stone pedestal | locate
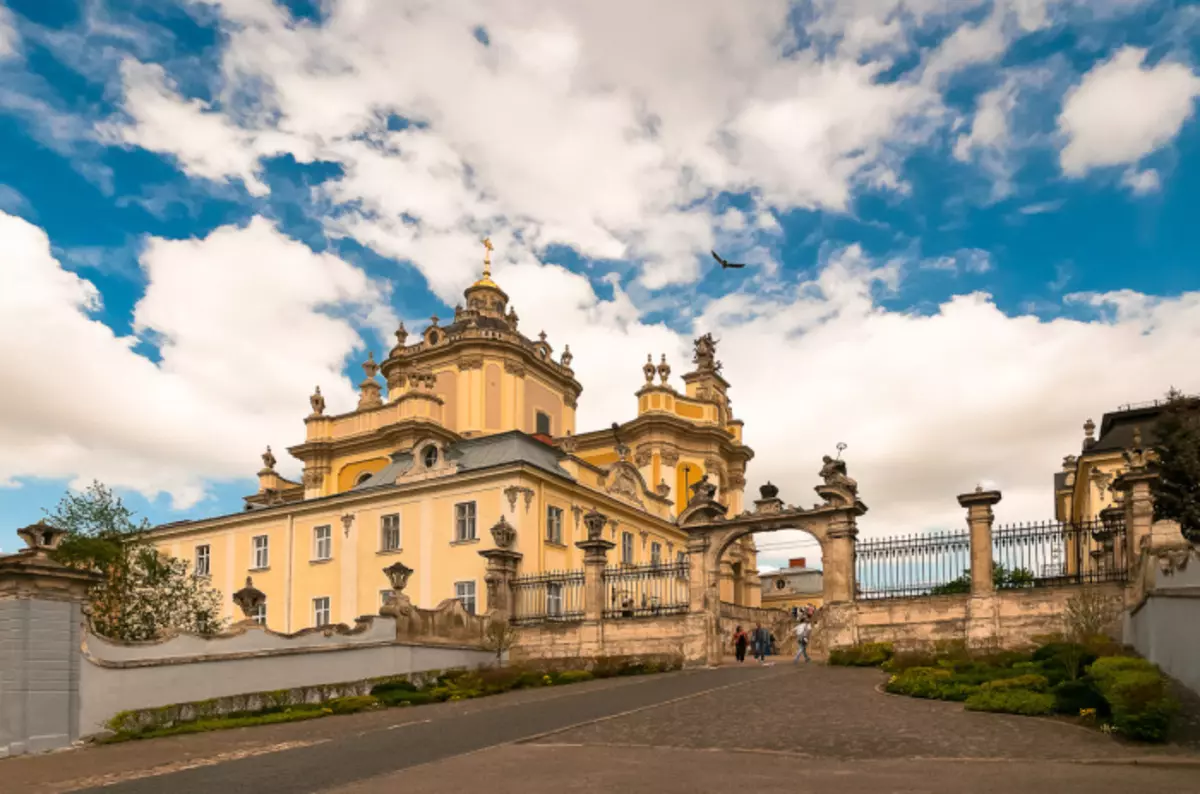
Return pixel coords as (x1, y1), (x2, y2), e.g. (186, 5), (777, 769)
(576, 508), (615, 622)
(0, 523), (102, 758)
(823, 511), (858, 603)
(958, 487), (1002, 596)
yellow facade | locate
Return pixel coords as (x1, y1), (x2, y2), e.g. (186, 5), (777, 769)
(151, 251), (759, 630)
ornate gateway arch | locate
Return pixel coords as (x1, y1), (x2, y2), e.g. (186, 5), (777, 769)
(680, 456), (867, 664)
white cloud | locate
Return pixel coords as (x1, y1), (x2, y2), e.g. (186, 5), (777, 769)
(1059, 47), (1200, 177)
(920, 248), (993, 275)
(0, 211), (393, 507)
(953, 79), (1018, 171)
(1121, 167), (1161, 195)
(0, 4), (19, 61)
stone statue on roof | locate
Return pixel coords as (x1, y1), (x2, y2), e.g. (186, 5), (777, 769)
(310, 386), (325, 417)
(692, 332), (720, 371)
(819, 455), (857, 496)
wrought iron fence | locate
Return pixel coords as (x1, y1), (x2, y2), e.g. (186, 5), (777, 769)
(603, 560), (690, 618)
(992, 516), (1128, 586)
(855, 530), (971, 599)
(511, 569), (586, 625)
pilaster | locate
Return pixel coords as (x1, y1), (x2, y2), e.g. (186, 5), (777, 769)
(958, 486), (1002, 596)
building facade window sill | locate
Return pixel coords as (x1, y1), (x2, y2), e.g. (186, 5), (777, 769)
(544, 540), (567, 549)
(249, 566), (271, 573)
(309, 558), (333, 565)
(450, 538), (480, 546)
(377, 548), (404, 556)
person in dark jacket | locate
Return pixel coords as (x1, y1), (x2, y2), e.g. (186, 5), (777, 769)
(751, 623), (771, 664)
(732, 625), (748, 663)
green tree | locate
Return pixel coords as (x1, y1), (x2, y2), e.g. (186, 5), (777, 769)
(47, 481), (227, 641)
(1151, 388), (1200, 543)
(930, 563), (1035, 595)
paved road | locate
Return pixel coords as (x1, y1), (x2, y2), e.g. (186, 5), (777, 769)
(69, 665), (782, 794)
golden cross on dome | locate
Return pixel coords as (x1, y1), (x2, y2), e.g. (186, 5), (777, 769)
(481, 237), (494, 278)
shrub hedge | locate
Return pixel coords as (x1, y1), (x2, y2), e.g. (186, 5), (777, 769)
(1089, 657), (1179, 742)
(965, 689), (1056, 716)
(829, 642), (894, 667)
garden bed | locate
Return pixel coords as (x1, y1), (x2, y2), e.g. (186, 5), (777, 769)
(103, 655), (681, 742)
(831, 640), (1180, 743)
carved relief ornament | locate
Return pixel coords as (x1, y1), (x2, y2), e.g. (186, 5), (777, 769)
(504, 360), (526, 378)
(659, 446), (680, 466)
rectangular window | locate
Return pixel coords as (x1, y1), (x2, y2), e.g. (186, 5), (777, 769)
(547, 582), (563, 616)
(455, 502), (477, 542)
(621, 531), (634, 565)
(381, 514), (401, 551)
(252, 602), (267, 626)
(252, 535), (269, 570)
(546, 506), (563, 544)
(313, 597), (331, 627)
(380, 589), (395, 606)
(313, 525), (332, 560)
(455, 581), (476, 615)
(651, 541), (662, 566)
(677, 551), (687, 566)
(194, 544), (210, 577)
(535, 411), (552, 435)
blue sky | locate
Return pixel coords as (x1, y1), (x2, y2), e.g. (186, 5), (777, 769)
(2, 1), (1199, 568)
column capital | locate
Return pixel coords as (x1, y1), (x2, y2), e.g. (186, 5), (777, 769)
(957, 487), (1002, 510)
(575, 537), (616, 564)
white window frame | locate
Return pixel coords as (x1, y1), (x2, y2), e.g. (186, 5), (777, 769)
(651, 541), (662, 566)
(547, 582), (563, 616)
(455, 502), (477, 542)
(194, 544), (210, 577)
(381, 513), (401, 551)
(455, 581), (476, 615)
(252, 535), (269, 570)
(313, 525), (332, 561)
(313, 596), (331, 627)
(546, 506), (563, 545)
(251, 601), (267, 626)
(621, 531), (634, 565)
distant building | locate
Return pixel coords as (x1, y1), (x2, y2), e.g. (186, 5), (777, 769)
(760, 557), (823, 616)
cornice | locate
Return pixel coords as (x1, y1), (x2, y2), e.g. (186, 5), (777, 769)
(287, 418), (462, 461)
(380, 335), (582, 398)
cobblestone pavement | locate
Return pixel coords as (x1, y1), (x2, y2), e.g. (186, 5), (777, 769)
(329, 743), (1200, 794)
(537, 662), (1196, 760)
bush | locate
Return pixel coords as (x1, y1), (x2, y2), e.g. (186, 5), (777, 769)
(1032, 642), (1097, 682)
(1090, 657), (1179, 742)
(475, 667), (524, 694)
(376, 689), (436, 707)
(881, 651), (939, 673)
(885, 667), (979, 701)
(981, 674), (1050, 693)
(554, 670), (595, 685)
(327, 695), (378, 715)
(1052, 679), (1107, 716)
(369, 679), (417, 697)
(829, 642), (894, 667)
(965, 689), (1056, 716)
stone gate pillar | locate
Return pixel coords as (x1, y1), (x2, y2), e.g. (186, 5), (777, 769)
(478, 515), (522, 619)
(958, 486), (1001, 595)
(822, 509), (859, 603)
(1114, 429), (1159, 598)
(576, 508), (615, 621)
(0, 523), (102, 758)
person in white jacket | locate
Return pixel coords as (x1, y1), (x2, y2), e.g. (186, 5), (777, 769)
(793, 619), (812, 664)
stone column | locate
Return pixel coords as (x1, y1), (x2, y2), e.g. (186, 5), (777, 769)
(576, 508), (615, 622)
(958, 487), (1002, 595)
(0, 523), (102, 758)
(478, 515), (523, 620)
(822, 510), (859, 603)
(1114, 445), (1159, 601)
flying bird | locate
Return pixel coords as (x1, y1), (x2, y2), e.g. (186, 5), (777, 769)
(711, 251), (746, 269)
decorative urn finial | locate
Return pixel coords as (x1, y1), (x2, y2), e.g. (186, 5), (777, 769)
(1084, 418), (1096, 441)
(657, 353), (671, 384)
(561, 344), (573, 367)
(583, 507), (608, 540)
(261, 446), (277, 471)
(759, 481), (779, 500)
(362, 351), (379, 379)
(490, 515), (517, 549)
(643, 354), (656, 383)
(309, 386), (325, 417)
(232, 576), (267, 620)
(383, 561), (414, 593)
(394, 321), (408, 346)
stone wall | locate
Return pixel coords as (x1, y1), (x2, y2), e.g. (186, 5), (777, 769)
(815, 583), (1126, 657)
(79, 614), (496, 737)
(718, 601), (796, 654)
(1125, 548), (1200, 696)
(509, 615), (702, 665)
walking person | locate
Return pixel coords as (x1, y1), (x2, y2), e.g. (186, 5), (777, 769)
(751, 622), (772, 665)
(732, 625), (748, 663)
(794, 618), (811, 664)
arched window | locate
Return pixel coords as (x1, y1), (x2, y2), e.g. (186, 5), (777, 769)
(355, 471), (374, 486)
(535, 411), (551, 436)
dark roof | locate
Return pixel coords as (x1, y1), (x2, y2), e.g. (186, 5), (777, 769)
(352, 430), (573, 490)
(1088, 406), (1163, 454)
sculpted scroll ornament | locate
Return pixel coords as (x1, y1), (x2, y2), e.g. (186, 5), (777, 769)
(634, 445), (653, 467)
(660, 446), (680, 466)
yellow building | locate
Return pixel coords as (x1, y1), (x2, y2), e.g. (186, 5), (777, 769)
(759, 557), (823, 616)
(150, 246), (761, 631)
